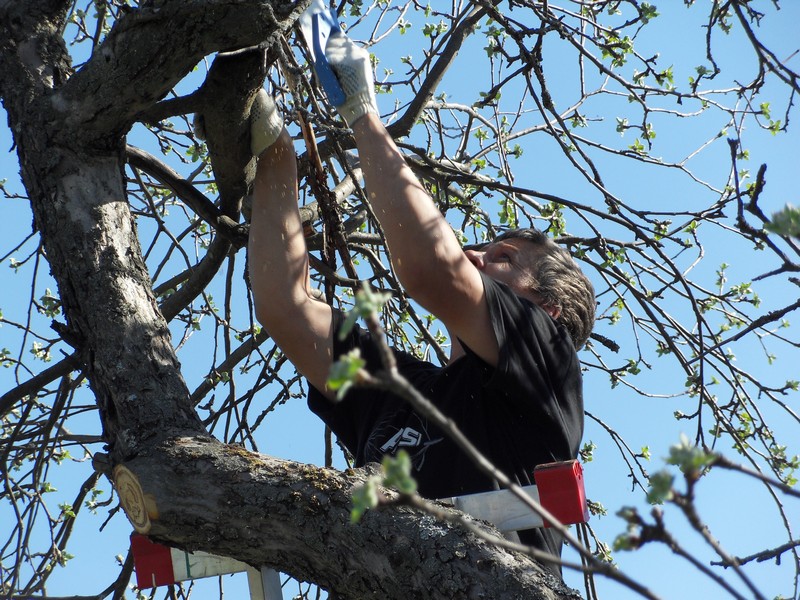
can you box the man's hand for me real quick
[324,33,379,127]
[250,89,285,158]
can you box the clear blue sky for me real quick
[1,3,799,599]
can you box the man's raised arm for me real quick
[247,92,337,397]
[323,34,499,365]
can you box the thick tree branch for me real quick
[113,436,580,600]
[51,1,308,146]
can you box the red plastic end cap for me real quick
[130,533,175,589]
[533,459,589,528]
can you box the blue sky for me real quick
[2,2,799,599]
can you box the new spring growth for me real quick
[328,283,393,400]
[339,283,393,341]
[350,451,418,524]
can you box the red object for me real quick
[534,460,589,528]
[130,533,175,589]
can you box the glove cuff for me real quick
[338,91,379,127]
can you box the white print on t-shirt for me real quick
[368,414,443,471]
[379,426,421,452]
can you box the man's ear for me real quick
[529,291,562,320]
[530,292,561,319]
[543,304,562,320]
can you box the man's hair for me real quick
[494,228,596,349]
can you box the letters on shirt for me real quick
[367,413,443,471]
[379,426,422,453]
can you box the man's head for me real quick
[464,228,595,349]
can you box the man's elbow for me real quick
[253,292,297,334]
[396,253,472,309]
[253,291,321,336]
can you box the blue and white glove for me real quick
[324,32,379,127]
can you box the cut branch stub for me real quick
[114,464,157,534]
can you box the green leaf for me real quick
[765,204,800,237]
[53,450,72,465]
[600,34,634,67]
[327,349,366,401]
[654,66,674,88]
[31,342,52,363]
[382,451,417,495]
[667,434,716,477]
[587,499,607,517]
[348,0,364,17]
[628,138,646,155]
[39,288,61,317]
[339,284,393,341]
[641,3,659,23]
[580,441,597,463]
[59,503,76,519]
[0,347,11,368]
[613,532,637,552]
[351,477,379,523]
[646,470,674,504]
[612,507,641,551]
[422,20,448,38]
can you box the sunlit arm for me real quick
[351,114,498,365]
[248,129,335,397]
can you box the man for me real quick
[247,30,595,575]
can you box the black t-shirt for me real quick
[308,273,584,574]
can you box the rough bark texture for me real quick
[0,1,578,597]
[118,435,579,599]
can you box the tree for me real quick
[1,1,798,599]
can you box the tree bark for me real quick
[112,435,579,599]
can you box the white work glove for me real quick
[324,32,379,127]
[250,89,285,158]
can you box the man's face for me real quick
[464,238,537,298]
[465,238,561,318]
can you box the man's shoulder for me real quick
[481,273,574,350]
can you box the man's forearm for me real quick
[249,129,311,314]
[350,114,497,366]
[351,114,466,296]
[248,129,336,395]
